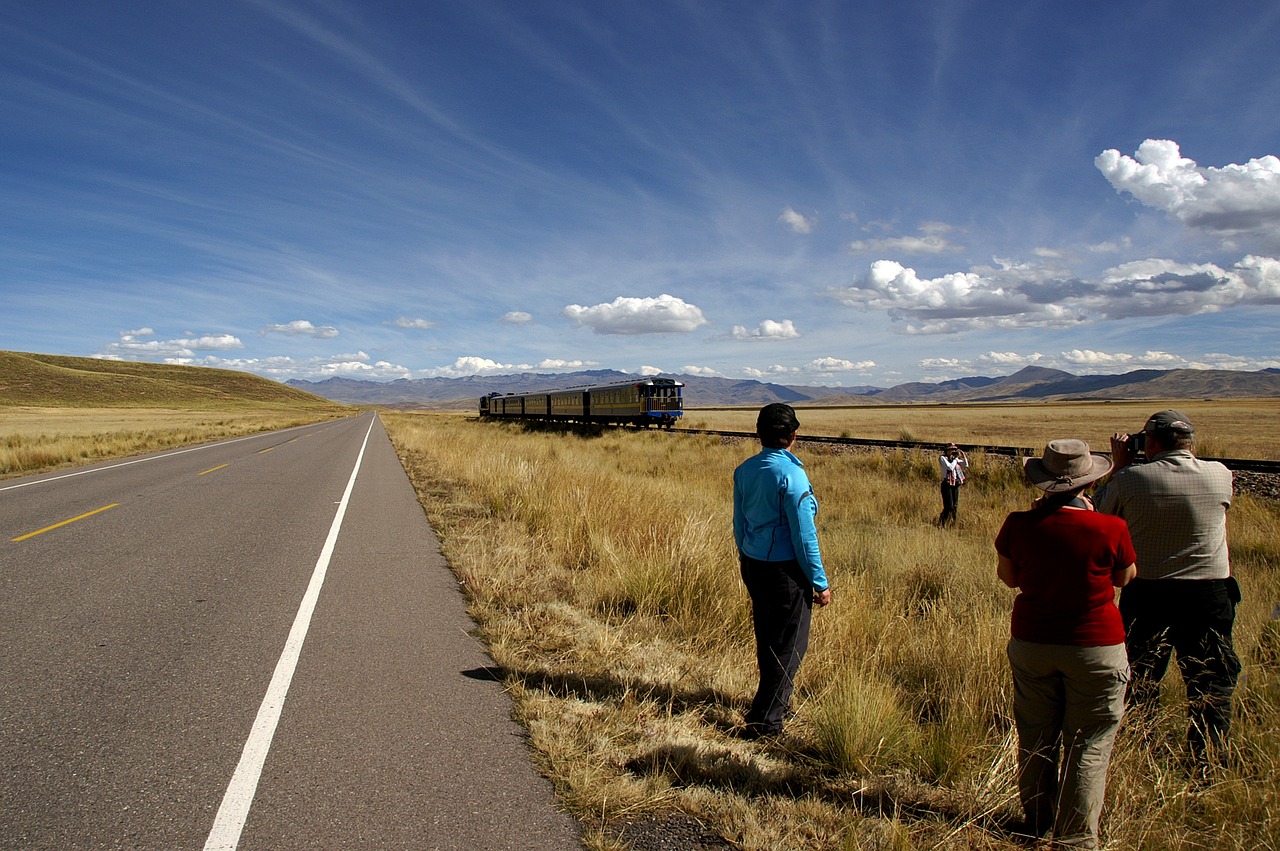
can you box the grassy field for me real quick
[6,380,1277,847]
[384,408,1280,850]
[683,399,1280,461]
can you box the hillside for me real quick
[0,351,347,411]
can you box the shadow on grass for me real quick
[462,664,1029,845]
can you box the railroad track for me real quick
[678,428,1280,475]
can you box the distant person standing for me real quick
[937,444,969,527]
[1095,410,1240,770]
[733,403,832,739]
[996,439,1136,848]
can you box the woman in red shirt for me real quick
[996,439,1137,849]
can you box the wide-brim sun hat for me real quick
[1023,438,1114,493]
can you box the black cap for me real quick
[757,403,800,435]
[1145,409,1194,434]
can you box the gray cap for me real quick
[1145,409,1194,434]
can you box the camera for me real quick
[1125,431,1146,454]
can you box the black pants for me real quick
[1119,577,1242,761]
[938,482,960,526]
[740,555,813,735]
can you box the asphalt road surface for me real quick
[0,412,582,850]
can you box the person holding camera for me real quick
[997,439,1136,848]
[937,443,969,527]
[733,403,832,739]
[1094,410,1240,770]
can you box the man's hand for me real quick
[1110,432,1136,471]
[813,588,832,606]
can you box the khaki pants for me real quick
[1008,639,1129,849]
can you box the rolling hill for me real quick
[0,351,347,411]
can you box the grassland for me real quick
[684,399,1280,462]
[0,351,350,477]
[384,408,1280,850]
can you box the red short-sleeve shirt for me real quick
[995,507,1136,646]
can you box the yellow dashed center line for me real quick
[199,464,230,476]
[11,504,120,542]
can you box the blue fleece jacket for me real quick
[732,447,828,591]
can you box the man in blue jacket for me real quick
[733,403,832,739]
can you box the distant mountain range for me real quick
[286,366,1280,408]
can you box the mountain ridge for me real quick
[286,365,1280,408]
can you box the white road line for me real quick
[202,415,376,851]
[0,420,341,493]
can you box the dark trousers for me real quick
[1119,577,1242,762]
[938,482,960,526]
[740,555,813,734]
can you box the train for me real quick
[479,377,684,428]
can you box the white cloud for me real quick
[262,320,339,338]
[1096,139,1280,247]
[390,317,436,329]
[639,365,664,376]
[730,319,801,341]
[1058,349,1184,368]
[425,356,531,377]
[918,349,1280,377]
[779,206,815,234]
[679,365,724,376]
[743,358,875,379]
[832,255,1280,333]
[849,221,964,255]
[96,330,245,360]
[979,351,1043,367]
[920,357,966,370]
[501,311,533,324]
[535,358,599,369]
[562,293,708,335]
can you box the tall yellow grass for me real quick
[385,412,1280,850]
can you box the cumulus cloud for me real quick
[262,319,339,338]
[743,358,875,379]
[390,317,436,329]
[535,359,599,369]
[1096,139,1280,247]
[501,311,533,324]
[96,329,246,360]
[730,319,801,341]
[832,254,1280,333]
[416,355,597,377]
[562,293,708,335]
[779,206,816,234]
[679,365,724,377]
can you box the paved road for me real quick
[0,412,581,849]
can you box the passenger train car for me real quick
[479,377,684,428]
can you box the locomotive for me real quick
[479,377,684,428]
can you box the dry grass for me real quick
[0,406,342,478]
[683,400,1280,461]
[384,410,1280,850]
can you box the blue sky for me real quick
[3,1,1279,387]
